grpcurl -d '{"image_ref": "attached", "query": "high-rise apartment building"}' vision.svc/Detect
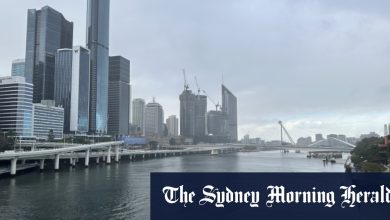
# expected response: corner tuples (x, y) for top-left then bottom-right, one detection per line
(107, 56), (130, 136)
(87, 0), (110, 134)
(144, 99), (164, 137)
(25, 6), (73, 102)
(166, 115), (179, 137)
(221, 84), (237, 142)
(132, 98), (145, 135)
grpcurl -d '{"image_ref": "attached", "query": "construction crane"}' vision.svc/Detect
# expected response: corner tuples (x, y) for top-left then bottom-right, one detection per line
(182, 69), (189, 91)
(194, 76), (201, 95)
(202, 89), (220, 111)
(278, 121), (296, 146)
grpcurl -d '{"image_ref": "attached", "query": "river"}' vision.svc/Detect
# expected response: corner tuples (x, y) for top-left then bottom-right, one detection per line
(0, 150), (346, 219)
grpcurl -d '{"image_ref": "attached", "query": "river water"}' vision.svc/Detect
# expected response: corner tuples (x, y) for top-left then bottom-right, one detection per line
(0, 150), (346, 219)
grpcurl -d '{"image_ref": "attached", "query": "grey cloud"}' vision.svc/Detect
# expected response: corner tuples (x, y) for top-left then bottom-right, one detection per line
(0, 0), (389, 139)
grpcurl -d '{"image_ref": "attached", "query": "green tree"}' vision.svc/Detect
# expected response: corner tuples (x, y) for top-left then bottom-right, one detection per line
(351, 137), (390, 172)
(0, 130), (16, 152)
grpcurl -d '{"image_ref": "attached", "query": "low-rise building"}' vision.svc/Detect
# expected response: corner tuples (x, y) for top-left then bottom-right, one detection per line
(33, 100), (64, 139)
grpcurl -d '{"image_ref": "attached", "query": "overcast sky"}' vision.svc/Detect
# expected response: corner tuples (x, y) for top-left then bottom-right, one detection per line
(0, 0), (389, 141)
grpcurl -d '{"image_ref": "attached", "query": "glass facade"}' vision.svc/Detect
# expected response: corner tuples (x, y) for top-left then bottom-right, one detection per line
(54, 47), (90, 133)
(0, 77), (33, 137)
(54, 49), (72, 132)
(74, 47), (90, 133)
(87, 0), (110, 134)
(11, 59), (25, 78)
(24, 6), (73, 103)
(222, 84), (238, 142)
(107, 56), (130, 136)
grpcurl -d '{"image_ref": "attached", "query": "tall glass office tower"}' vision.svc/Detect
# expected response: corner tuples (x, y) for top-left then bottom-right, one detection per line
(222, 84), (238, 142)
(108, 56), (130, 136)
(54, 46), (90, 133)
(86, 0), (110, 134)
(24, 6), (73, 103)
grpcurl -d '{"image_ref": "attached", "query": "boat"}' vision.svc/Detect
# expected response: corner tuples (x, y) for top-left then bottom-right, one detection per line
(295, 150), (301, 153)
(330, 158), (336, 164)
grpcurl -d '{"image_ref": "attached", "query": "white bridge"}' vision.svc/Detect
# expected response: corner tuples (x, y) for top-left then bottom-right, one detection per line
(0, 142), (240, 176)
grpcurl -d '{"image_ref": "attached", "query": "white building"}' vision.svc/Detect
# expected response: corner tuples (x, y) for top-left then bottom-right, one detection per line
(132, 98), (145, 134)
(0, 76), (33, 137)
(33, 100), (64, 139)
(54, 46), (90, 133)
(144, 99), (164, 137)
(166, 115), (178, 137)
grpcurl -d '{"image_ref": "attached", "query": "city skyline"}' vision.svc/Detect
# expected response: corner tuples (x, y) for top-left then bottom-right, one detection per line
(0, 0), (390, 140)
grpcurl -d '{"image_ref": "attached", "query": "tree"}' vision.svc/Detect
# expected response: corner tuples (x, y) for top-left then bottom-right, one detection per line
(0, 130), (16, 152)
(351, 137), (390, 172)
(48, 129), (55, 142)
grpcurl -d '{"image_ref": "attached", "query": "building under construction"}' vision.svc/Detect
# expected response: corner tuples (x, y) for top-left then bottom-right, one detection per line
(179, 70), (238, 143)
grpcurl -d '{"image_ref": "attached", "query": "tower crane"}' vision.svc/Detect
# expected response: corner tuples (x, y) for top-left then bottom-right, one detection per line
(278, 121), (296, 146)
(182, 69), (189, 91)
(194, 76), (201, 95)
(202, 90), (220, 111)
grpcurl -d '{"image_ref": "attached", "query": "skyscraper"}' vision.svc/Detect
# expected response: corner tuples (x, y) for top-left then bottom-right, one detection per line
(222, 84), (237, 142)
(86, 0), (110, 134)
(0, 76), (33, 137)
(194, 94), (207, 139)
(70, 47), (90, 133)
(144, 99), (164, 137)
(180, 90), (196, 137)
(54, 49), (72, 132)
(54, 46), (90, 133)
(166, 115), (179, 137)
(132, 98), (145, 135)
(25, 6), (73, 102)
(107, 56), (130, 136)
(11, 59), (25, 77)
